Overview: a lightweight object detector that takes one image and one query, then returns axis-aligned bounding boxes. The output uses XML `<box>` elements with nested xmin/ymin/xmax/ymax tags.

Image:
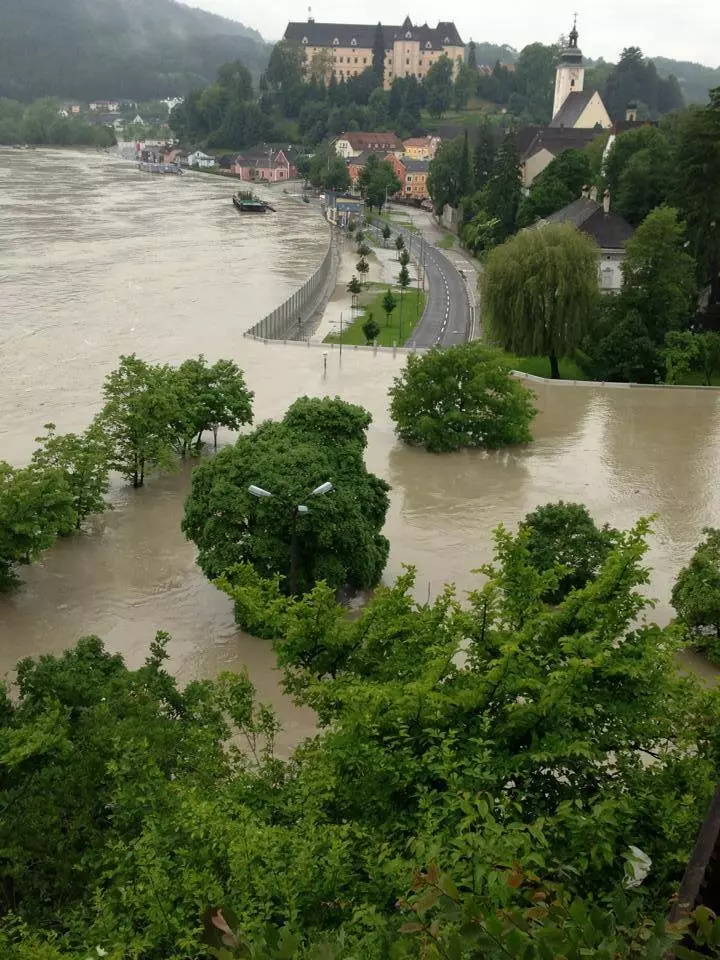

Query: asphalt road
<box><xmin>389</xmin><ymin>225</ymin><xmax>472</xmax><ymax>348</ymax></box>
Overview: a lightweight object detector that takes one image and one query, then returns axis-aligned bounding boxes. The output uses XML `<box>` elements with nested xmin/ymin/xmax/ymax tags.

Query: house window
<box><xmin>302</xmin><ymin>37</ymin><xmax>308</xmax><ymax>44</ymax></box>
<box><xmin>601</xmin><ymin>266</ymin><xmax>613</xmax><ymax>289</ymax></box>
<box><xmin>350</xmin><ymin>38</ymin><xmax>357</xmax><ymax>46</ymax></box>
<box><xmin>425</xmin><ymin>41</ymin><xmax>432</xmax><ymax>49</ymax></box>
<box><xmin>332</xmin><ymin>38</ymin><xmax>339</xmax><ymax>45</ymax></box>
<box><xmin>405</xmin><ymin>30</ymin><xmax>412</xmax><ymax>38</ymax></box>
<box><xmin>354</xmin><ymin>57</ymin><xmax>358</xmax><ymax>63</ymax></box>
<box><xmin>363</xmin><ymin>57</ymin><xmax>367</xmax><ymax>64</ymax></box>
<box><xmin>406</xmin><ymin>58</ymin><xmax>410</xmax><ymax>65</ymax></box>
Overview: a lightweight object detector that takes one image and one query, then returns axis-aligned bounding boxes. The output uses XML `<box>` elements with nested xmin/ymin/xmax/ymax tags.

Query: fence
<box><xmin>244</xmin><ymin>235</ymin><xmax>336</xmax><ymax>341</ymax></box>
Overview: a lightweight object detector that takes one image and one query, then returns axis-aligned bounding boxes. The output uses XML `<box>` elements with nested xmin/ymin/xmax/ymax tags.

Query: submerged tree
<box><xmin>389</xmin><ymin>342</ymin><xmax>536</xmax><ymax>452</ymax></box>
<box><xmin>182</xmin><ymin>396</ymin><xmax>390</xmax><ymax>596</ymax></box>
<box><xmin>30</xmin><ymin>422</ymin><xmax>111</xmax><ymax>531</ymax></box>
<box><xmin>482</xmin><ymin>222</ymin><xmax>599</xmax><ymax>378</ymax></box>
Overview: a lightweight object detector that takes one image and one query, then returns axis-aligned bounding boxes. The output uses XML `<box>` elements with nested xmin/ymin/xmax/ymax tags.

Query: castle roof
<box><xmin>283</xmin><ymin>19</ymin><xmax>463</xmax><ymax>51</ymax></box>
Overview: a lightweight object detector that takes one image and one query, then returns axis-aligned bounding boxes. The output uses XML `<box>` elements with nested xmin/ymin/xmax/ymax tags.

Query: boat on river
<box><xmin>232</xmin><ymin>191</ymin><xmax>275</xmax><ymax>213</ymax></box>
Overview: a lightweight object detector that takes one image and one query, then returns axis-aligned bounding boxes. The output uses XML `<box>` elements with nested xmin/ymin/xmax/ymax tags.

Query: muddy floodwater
<box><xmin>2</xmin><ymin>149</ymin><xmax>720</xmax><ymax>749</ymax></box>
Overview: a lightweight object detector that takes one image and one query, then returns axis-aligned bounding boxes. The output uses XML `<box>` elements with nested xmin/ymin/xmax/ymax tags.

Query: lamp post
<box><xmin>248</xmin><ymin>481</ymin><xmax>334</xmax><ymax>595</ymax></box>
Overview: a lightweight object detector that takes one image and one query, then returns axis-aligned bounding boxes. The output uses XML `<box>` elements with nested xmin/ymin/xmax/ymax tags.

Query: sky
<box><xmin>179</xmin><ymin>0</ymin><xmax>720</xmax><ymax>67</ymax></box>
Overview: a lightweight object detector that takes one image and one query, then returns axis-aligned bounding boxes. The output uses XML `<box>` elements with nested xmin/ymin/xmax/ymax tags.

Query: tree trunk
<box><xmin>549</xmin><ymin>351</ymin><xmax>560</xmax><ymax>380</ymax></box>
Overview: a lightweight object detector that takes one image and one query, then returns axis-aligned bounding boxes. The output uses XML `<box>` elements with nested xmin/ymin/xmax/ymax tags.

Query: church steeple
<box><xmin>552</xmin><ymin>16</ymin><xmax>585</xmax><ymax>120</ymax></box>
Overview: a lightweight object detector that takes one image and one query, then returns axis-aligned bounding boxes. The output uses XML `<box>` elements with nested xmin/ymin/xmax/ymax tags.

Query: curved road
<box><xmin>375</xmin><ymin>218</ymin><xmax>472</xmax><ymax>348</ymax></box>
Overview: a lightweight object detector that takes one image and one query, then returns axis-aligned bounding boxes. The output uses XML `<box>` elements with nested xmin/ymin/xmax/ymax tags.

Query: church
<box><xmin>521</xmin><ymin>21</ymin><xmax>612</xmax><ymax>187</ymax></box>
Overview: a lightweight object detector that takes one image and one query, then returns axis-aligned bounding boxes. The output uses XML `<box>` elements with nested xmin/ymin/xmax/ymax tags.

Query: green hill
<box><xmin>0</xmin><ymin>0</ymin><xmax>270</xmax><ymax>101</ymax></box>
<box><xmin>652</xmin><ymin>56</ymin><xmax>720</xmax><ymax>105</ymax></box>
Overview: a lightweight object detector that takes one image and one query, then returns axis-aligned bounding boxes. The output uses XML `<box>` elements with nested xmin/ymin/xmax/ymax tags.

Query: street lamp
<box><xmin>248</xmin><ymin>480</ymin><xmax>334</xmax><ymax>595</ymax></box>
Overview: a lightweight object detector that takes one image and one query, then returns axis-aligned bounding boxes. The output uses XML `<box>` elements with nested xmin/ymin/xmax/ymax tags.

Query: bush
<box><xmin>672</xmin><ymin>528</ymin><xmax>720</xmax><ymax>660</ymax></box>
<box><xmin>388</xmin><ymin>343</ymin><xmax>536</xmax><ymax>453</ymax></box>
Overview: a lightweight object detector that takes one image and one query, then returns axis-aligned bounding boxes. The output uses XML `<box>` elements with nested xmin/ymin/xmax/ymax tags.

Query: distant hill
<box><xmin>0</xmin><ymin>0</ymin><xmax>270</xmax><ymax>102</ymax></box>
<box><xmin>469</xmin><ymin>36</ymin><xmax>718</xmax><ymax>105</ymax></box>
<box><xmin>652</xmin><ymin>57</ymin><xmax>720</xmax><ymax>105</ymax></box>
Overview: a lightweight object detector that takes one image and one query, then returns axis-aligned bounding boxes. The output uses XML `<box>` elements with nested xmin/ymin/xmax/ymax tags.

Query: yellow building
<box><xmin>283</xmin><ymin>17</ymin><xmax>464</xmax><ymax>90</ymax></box>
<box><xmin>402</xmin><ymin>136</ymin><xmax>440</xmax><ymax>160</ymax></box>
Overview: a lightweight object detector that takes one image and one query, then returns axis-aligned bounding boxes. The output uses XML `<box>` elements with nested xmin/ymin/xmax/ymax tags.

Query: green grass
<box><xmin>501</xmin><ymin>353</ymin><xmax>589</xmax><ymax>381</ymax></box>
<box><xmin>438</xmin><ymin>233</ymin><xmax>455</xmax><ymax>250</ymax></box>
<box><xmin>324</xmin><ymin>287</ymin><xmax>426</xmax><ymax>347</ymax></box>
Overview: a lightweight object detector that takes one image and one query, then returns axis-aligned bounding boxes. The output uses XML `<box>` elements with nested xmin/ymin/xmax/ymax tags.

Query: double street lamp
<box><xmin>248</xmin><ymin>481</ymin><xmax>334</xmax><ymax>595</ymax></box>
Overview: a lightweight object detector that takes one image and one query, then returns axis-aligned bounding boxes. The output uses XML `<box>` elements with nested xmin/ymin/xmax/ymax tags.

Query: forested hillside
<box><xmin>653</xmin><ymin>56</ymin><xmax>720</xmax><ymax>105</ymax></box>
<box><xmin>0</xmin><ymin>0</ymin><xmax>270</xmax><ymax>101</ymax></box>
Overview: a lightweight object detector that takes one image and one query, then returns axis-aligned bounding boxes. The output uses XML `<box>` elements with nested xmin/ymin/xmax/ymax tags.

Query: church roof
<box><xmin>538</xmin><ymin>197</ymin><xmax>634</xmax><ymax>250</ymax></box>
<box><xmin>550</xmin><ymin>90</ymin><xmax>596</xmax><ymax>128</ymax></box>
<box><xmin>283</xmin><ymin>19</ymin><xmax>463</xmax><ymax>50</ymax></box>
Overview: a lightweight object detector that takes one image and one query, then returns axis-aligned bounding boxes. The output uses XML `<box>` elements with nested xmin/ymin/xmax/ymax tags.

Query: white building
<box><xmin>187</xmin><ymin>151</ymin><xmax>217</xmax><ymax>169</ymax></box>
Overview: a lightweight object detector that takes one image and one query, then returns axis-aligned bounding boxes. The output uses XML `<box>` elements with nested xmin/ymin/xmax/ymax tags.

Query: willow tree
<box><xmin>481</xmin><ymin>222</ymin><xmax>599</xmax><ymax>378</ymax></box>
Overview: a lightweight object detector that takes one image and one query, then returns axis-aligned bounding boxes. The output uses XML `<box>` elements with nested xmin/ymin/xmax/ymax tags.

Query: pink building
<box><xmin>231</xmin><ymin>149</ymin><xmax>296</xmax><ymax>182</ymax></box>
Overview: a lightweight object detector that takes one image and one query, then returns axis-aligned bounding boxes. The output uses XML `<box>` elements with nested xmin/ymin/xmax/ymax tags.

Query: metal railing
<box><xmin>244</xmin><ymin>237</ymin><xmax>336</xmax><ymax>341</ymax></box>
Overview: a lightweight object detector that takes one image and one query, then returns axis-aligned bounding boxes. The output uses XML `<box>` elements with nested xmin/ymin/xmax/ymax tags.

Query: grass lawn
<box><xmin>438</xmin><ymin>233</ymin><xmax>455</xmax><ymax>250</ymax></box>
<box><xmin>325</xmin><ymin>287</ymin><xmax>426</xmax><ymax>347</ymax></box>
<box><xmin>501</xmin><ymin>353</ymin><xmax>589</xmax><ymax>380</ymax></box>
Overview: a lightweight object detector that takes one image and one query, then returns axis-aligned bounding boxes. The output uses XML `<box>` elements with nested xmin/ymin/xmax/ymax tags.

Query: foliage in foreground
<box><xmin>182</xmin><ymin>396</ymin><xmax>390</xmax><ymax>597</ymax></box>
<box><xmin>1</xmin><ymin>517</ymin><xmax>718</xmax><ymax>957</ymax></box>
<box><xmin>672</xmin><ymin>527</ymin><xmax>720</xmax><ymax>661</ymax></box>
<box><xmin>389</xmin><ymin>343</ymin><xmax>536</xmax><ymax>452</ymax></box>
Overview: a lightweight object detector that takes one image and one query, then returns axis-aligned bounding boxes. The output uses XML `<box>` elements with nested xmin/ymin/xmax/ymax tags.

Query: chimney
<box><xmin>581</xmin><ymin>184</ymin><xmax>590</xmax><ymax>199</ymax></box>
<box><xmin>589</xmin><ymin>185</ymin><xmax>598</xmax><ymax>202</ymax></box>
<box><xmin>603</xmin><ymin>189</ymin><xmax>610</xmax><ymax>214</ymax></box>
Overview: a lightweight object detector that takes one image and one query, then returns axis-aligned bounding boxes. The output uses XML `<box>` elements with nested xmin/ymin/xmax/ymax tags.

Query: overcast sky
<box><xmin>180</xmin><ymin>0</ymin><xmax>719</xmax><ymax>67</ymax></box>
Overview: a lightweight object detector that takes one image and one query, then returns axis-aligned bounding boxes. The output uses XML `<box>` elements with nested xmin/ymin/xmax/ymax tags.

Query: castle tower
<box><xmin>552</xmin><ymin>17</ymin><xmax>584</xmax><ymax>120</ymax></box>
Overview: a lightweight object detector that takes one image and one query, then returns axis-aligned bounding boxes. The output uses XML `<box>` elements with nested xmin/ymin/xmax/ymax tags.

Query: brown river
<box><xmin>1</xmin><ymin>149</ymin><xmax>719</xmax><ymax>749</ymax></box>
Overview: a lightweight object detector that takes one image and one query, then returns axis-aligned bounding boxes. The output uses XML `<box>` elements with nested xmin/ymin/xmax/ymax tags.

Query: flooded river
<box><xmin>2</xmin><ymin>149</ymin><xmax>720</xmax><ymax>748</ymax></box>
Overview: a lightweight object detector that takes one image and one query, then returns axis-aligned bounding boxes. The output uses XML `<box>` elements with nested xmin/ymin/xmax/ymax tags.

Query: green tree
<box><xmin>170</xmin><ymin>356</ymin><xmax>254</xmax><ymax>456</ymax></box>
<box><xmin>346</xmin><ymin>274</ymin><xmax>362</xmax><ymax>312</ymax></box>
<box><xmin>216</xmin><ymin>60</ymin><xmax>253</xmax><ymax>102</ymax></box>
<box><xmin>357</xmin><ymin>154</ymin><xmax>400</xmax><ymax>211</ymax></box>
<box><xmin>604</xmin><ymin>125</ymin><xmax>673</xmax><ymax>226</ymax></box>
<box><xmin>696</xmin><ymin>331</ymin><xmax>720</xmax><ymax>384</ymax></box>
<box><xmin>0</xmin><ymin>461</ymin><xmax>74</xmax><ymax>590</ymax></box>
<box><xmin>520</xmin><ymin>501</ymin><xmax>619</xmax><ymax>604</ymax></box>
<box><xmin>99</xmin><ymin>354</ymin><xmax>178</xmax><ymax>488</ymax></box>
<box><xmin>182</xmin><ymin>397</ymin><xmax>390</xmax><ymax>596</ymax></box>
<box><xmin>467</xmin><ymin>40</ymin><xmax>478</xmax><ymax>70</ymax></box>
<box><xmin>428</xmin><ymin>135</ymin><xmax>464</xmax><ymax>213</ymax></box>
<box><xmin>482</xmin><ymin>223</ymin><xmax>600</xmax><ymax>378</ymax></box>
<box><xmin>674</xmin><ymin>88</ymin><xmax>720</xmax><ymax>307</ymax></box>
<box><xmin>453</xmin><ymin>62</ymin><xmax>477</xmax><ymax>110</ymax></box>
<box><xmin>396</xmin><ymin>263</ymin><xmax>411</xmax><ymax>340</ymax></box>
<box><xmin>371</xmin><ymin>22</ymin><xmax>386</xmax><ymax>84</ymax></box>
<box><xmin>357</xmin><ymin>241</ymin><xmax>371</xmax><ymax>258</ymax></box>
<box><xmin>362</xmin><ymin>313</ymin><xmax>380</xmax><ymax>344</ymax></box>
<box><xmin>381</xmin><ymin>223</ymin><xmax>391</xmax><ymax>246</ymax></box>
<box><xmin>382</xmin><ymin>288</ymin><xmax>397</xmax><ymax>325</ymax></box>
<box><xmin>473</xmin><ymin>117</ymin><xmax>497</xmax><ymax>190</ymax></box>
<box><xmin>620</xmin><ymin>205</ymin><xmax>697</xmax><ymax>342</ymax></box>
<box><xmin>398</xmin><ymin>248</ymin><xmax>410</xmax><ymax>268</ymax></box>
<box><xmin>394</xmin><ymin>233</ymin><xmax>405</xmax><ymax>256</ymax></box>
<box><xmin>585</xmin><ymin>305</ymin><xmax>661</xmax><ymax>383</ymax></box>
<box><xmin>423</xmin><ymin>55</ymin><xmax>454</xmax><ymax>117</ymax></box>
<box><xmin>309</xmin><ymin>141</ymin><xmax>351</xmax><ymax>192</ymax></box>
<box><xmin>30</xmin><ymin>422</ymin><xmax>111</xmax><ymax>531</ymax></box>
<box><xmin>516</xmin><ymin>149</ymin><xmax>593</xmax><ymax>227</ymax></box>
<box><xmin>484</xmin><ymin>132</ymin><xmax>522</xmax><ymax>238</ymax></box>
<box><xmin>458</xmin><ymin>129</ymin><xmax>474</xmax><ymax>198</ymax></box>
<box><xmin>672</xmin><ymin>528</ymin><xmax>720</xmax><ymax>658</ymax></box>
<box><xmin>356</xmin><ymin>256</ymin><xmax>370</xmax><ymax>284</ymax></box>
<box><xmin>389</xmin><ymin>343</ymin><xmax>536</xmax><ymax>452</ymax></box>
